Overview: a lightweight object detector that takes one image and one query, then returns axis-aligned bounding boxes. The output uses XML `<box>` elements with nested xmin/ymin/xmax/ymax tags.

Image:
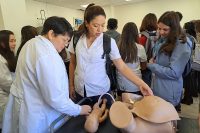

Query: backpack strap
<box><xmin>73</xmin><ymin>31</ymin><xmax>81</xmax><ymax>53</ymax></box>
<box><xmin>102</xmin><ymin>34</ymin><xmax>111</xmax><ymax>59</ymax></box>
<box><xmin>140</xmin><ymin>31</ymin><xmax>153</xmax><ymax>61</ymax></box>
<box><xmin>140</xmin><ymin>31</ymin><xmax>150</xmax><ymax>38</ymax></box>
<box><xmin>102</xmin><ymin>33</ymin><xmax>118</xmax><ymax>94</ymax></box>
<box><xmin>140</xmin><ymin>31</ymin><xmax>151</xmax><ymax>51</ymax></box>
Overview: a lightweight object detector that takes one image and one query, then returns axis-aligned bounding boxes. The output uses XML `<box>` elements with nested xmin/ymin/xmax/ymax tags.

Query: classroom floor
<box><xmin>178</xmin><ymin>95</ymin><xmax>200</xmax><ymax>133</ymax></box>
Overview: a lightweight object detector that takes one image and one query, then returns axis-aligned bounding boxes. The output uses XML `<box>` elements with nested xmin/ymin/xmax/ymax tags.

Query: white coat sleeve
<box><xmin>36</xmin><ymin>53</ymin><xmax>81</xmax><ymax>116</ymax></box>
<box><xmin>0</xmin><ymin>61</ymin><xmax>13</xmax><ymax>93</ymax></box>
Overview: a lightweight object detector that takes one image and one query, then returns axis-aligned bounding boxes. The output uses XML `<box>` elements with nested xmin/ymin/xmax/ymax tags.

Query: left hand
<box><xmin>140</xmin><ymin>86</ymin><xmax>153</xmax><ymax>96</ymax></box>
<box><xmin>149</xmin><ymin>58</ymin><xmax>155</xmax><ymax>64</ymax></box>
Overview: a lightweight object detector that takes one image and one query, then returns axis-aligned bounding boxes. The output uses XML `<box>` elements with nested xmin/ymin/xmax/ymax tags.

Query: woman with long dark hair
<box><xmin>0</xmin><ymin>30</ymin><xmax>16</xmax><ymax>129</ymax></box>
<box><xmin>139</xmin><ymin>13</ymin><xmax>158</xmax><ymax>87</ymax></box>
<box><xmin>16</xmin><ymin>25</ymin><xmax>38</xmax><ymax>59</ymax></box>
<box><xmin>147</xmin><ymin>11</ymin><xmax>191</xmax><ymax>111</ymax></box>
<box><xmin>117</xmin><ymin>22</ymin><xmax>147</xmax><ymax>98</ymax></box>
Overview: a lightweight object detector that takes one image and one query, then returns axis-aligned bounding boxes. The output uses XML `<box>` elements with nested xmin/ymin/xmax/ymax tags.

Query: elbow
<box><xmin>168</xmin><ymin>70</ymin><xmax>181</xmax><ymax>80</ymax></box>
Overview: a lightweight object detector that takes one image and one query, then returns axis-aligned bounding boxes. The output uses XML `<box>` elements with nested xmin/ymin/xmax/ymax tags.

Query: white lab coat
<box><xmin>0</xmin><ymin>55</ymin><xmax>14</xmax><ymax>128</ymax></box>
<box><xmin>2</xmin><ymin>36</ymin><xmax>81</xmax><ymax>133</ymax></box>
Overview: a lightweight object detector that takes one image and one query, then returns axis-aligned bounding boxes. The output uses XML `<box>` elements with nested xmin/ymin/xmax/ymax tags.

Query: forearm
<box><xmin>69</xmin><ymin>62</ymin><xmax>75</xmax><ymax>89</ymax></box>
<box><xmin>69</xmin><ymin>53</ymin><xmax>76</xmax><ymax>89</ymax></box>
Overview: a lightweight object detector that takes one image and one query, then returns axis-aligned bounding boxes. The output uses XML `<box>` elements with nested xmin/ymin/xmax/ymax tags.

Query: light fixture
<box><xmin>125</xmin><ymin>0</ymin><xmax>132</xmax><ymax>1</ymax></box>
<box><xmin>81</xmin><ymin>4</ymin><xmax>88</xmax><ymax>8</ymax></box>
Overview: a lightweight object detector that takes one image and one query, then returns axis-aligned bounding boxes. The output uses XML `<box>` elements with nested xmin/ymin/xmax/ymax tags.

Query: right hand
<box><xmin>69</xmin><ymin>87</ymin><xmax>76</xmax><ymax>100</ymax></box>
<box><xmin>140</xmin><ymin>85</ymin><xmax>153</xmax><ymax>96</ymax></box>
<box><xmin>80</xmin><ymin>105</ymin><xmax>92</xmax><ymax>115</ymax></box>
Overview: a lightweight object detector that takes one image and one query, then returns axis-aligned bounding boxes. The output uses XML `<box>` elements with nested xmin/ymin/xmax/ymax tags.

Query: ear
<box><xmin>46</xmin><ymin>30</ymin><xmax>54</xmax><ymax>41</ymax></box>
<box><xmin>85</xmin><ymin>21</ymin><xmax>89</xmax><ymax>28</ymax></box>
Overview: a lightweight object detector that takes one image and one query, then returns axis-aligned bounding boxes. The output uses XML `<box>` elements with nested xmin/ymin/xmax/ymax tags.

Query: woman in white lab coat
<box><xmin>0</xmin><ymin>30</ymin><xmax>16</xmax><ymax>129</ymax></box>
<box><xmin>2</xmin><ymin>16</ymin><xmax>91</xmax><ymax>133</ymax></box>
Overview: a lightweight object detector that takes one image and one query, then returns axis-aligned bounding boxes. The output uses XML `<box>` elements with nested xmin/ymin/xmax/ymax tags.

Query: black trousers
<box><xmin>73</xmin><ymin>87</ymin><xmax>113</xmax><ymax>108</ymax></box>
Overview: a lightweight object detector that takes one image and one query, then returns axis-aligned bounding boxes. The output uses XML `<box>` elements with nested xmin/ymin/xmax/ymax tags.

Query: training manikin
<box><xmin>109</xmin><ymin>94</ymin><xmax>180</xmax><ymax>133</ymax></box>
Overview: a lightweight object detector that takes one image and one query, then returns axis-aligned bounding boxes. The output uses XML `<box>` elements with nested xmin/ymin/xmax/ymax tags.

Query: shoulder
<box><xmin>0</xmin><ymin>55</ymin><xmax>7</xmax><ymax>64</ymax></box>
<box><xmin>136</xmin><ymin>43</ymin><xmax>146</xmax><ymax>55</ymax></box>
<box><xmin>174</xmin><ymin>39</ymin><xmax>191</xmax><ymax>56</ymax></box>
<box><xmin>31</xmin><ymin>36</ymin><xmax>58</xmax><ymax>59</ymax></box>
<box><xmin>0</xmin><ymin>55</ymin><xmax>10</xmax><ymax>73</ymax></box>
<box><xmin>139</xmin><ymin>36</ymin><xmax>147</xmax><ymax>45</ymax></box>
<box><xmin>140</xmin><ymin>31</ymin><xmax>149</xmax><ymax>37</ymax></box>
<box><xmin>136</xmin><ymin>43</ymin><xmax>144</xmax><ymax>49</ymax></box>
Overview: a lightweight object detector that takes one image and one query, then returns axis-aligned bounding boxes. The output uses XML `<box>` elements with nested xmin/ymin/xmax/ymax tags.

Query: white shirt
<box><xmin>0</xmin><ymin>55</ymin><xmax>14</xmax><ymax>125</ymax></box>
<box><xmin>7</xmin><ymin>35</ymin><xmax>81</xmax><ymax>133</ymax></box>
<box><xmin>117</xmin><ymin>44</ymin><xmax>147</xmax><ymax>92</ymax></box>
<box><xmin>68</xmin><ymin>33</ymin><xmax>121</xmax><ymax>97</ymax></box>
<box><xmin>0</xmin><ymin>55</ymin><xmax>13</xmax><ymax>95</ymax></box>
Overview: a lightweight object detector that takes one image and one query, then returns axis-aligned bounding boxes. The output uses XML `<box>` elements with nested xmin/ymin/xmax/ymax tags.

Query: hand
<box><xmin>149</xmin><ymin>58</ymin><xmax>155</xmax><ymax>64</ymax></box>
<box><xmin>69</xmin><ymin>87</ymin><xmax>76</xmax><ymax>100</ymax></box>
<box><xmin>140</xmin><ymin>86</ymin><xmax>153</xmax><ymax>96</ymax></box>
<box><xmin>80</xmin><ymin>105</ymin><xmax>92</xmax><ymax>115</ymax></box>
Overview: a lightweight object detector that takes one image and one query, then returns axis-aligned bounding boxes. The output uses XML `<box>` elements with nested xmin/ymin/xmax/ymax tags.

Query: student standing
<box><xmin>2</xmin><ymin>16</ymin><xmax>91</xmax><ymax>133</ymax></box>
<box><xmin>68</xmin><ymin>4</ymin><xmax>153</xmax><ymax>104</ymax></box>
<box><xmin>0</xmin><ymin>30</ymin><xmax>16</xmax><ymax>129</ymax></box>
<box><xmin>117</xmin><ymin>22</ymin><xmax>147</xmax><ymax>97</ymax></box>
<box><xmin>139</xmin><ymin>13</ymin><xmax>158</xmax><ymax>87</ymax></box>
<box><xmin>105</xmin><ymin>18</ymin><xmax>121</xmax><ymax>43</ymax></box>
<box><xmin>147</xmin><ymin>11</ymin><xmax>191</xmax><ymax>110</ymax></box>
<box><xmin>16</xmin><ymin>25</ymin><xmax>38</xmax><ymax>60</ymax></box>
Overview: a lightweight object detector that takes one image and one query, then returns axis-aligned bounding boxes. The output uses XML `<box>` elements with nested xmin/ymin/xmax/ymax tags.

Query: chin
<box><xmin>11</xmin><ymin>49</ymin><xmax>15</xmax><ymax>52</ymax></box>
<box><xmin>95</xmin><ymin>34</ymin><xmax>101</xmax><ymax>37</ymax></box>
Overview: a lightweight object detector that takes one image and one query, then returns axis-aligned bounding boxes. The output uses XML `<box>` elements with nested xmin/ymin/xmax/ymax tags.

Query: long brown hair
<box><xmin>195</xmin><ymin>20</ymin><xmax>200</xmax><ymax>33</ymax></box>
<box><xmin>17</xmin><ymin>25</ymin><xmax>38</xmax><ymax>58</ymax></box>
<box><xmin>0</xmin><ymin>30</ymin><xmax>17</xmax><ymax>72</ymax></box>
<box><xmin>158</xmin><ymin>11</ymin><xmax>186</xmax><ymax>55</ymax></box>
<box><xmin>118</xmin><ymin>22</ymin><xmax>139</xmax><ymax>63</ymax></box>
<box><xmin>140</xmin><ymin>13</ymin><xmax>157</xmax><ymax>32</ymax></box>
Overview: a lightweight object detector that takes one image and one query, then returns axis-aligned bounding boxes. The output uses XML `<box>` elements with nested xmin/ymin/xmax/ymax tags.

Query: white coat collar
<box><xmin>36</xmin><ymin>35</ymin><xmax>57</xmax><ymax>53</ymax></box>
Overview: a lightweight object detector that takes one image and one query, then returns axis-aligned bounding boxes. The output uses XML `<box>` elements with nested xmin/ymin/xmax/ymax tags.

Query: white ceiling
<box><xmin>34</xmin><ymin>0</ymin><xmax>150</xmax><ymax>10</ymax></box>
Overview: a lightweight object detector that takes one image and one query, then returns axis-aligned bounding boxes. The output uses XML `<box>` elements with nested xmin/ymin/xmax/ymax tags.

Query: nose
<box><xmin>97</xmin><ymin>27</ymin><xmax>100</xmax><ymax>32</ymax></box>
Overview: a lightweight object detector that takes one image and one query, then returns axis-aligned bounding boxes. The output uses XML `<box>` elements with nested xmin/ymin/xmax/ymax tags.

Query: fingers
<box><xmin>86</xmin><ymin>106</ymin><xmax>92</xmax><ymax>115</ymax></box>
<box><xmin>140</xmin><ymin>86</ymin><xmax>153</xmax><ymax>96</ymax></box>
<box><xmin>88</xmin><ymin>107</ymin><xmax>92</xmax><ymax>114</ymax></box>
<box><xmin>81</xmin><ymin>105</ymin><xmax>92</xmax><ymax>115</ymax></box>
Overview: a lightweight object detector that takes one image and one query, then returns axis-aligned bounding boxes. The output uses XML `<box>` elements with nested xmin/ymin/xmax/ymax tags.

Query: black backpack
<box><xmin>182</xmin><ymin>35</ymin><xmax>195</xmax><ymax>77</ymax></box>
<box><xmin>73</xmin><ymin>32</ymin><xmax>118</xmax><ymax>95</ymax></box>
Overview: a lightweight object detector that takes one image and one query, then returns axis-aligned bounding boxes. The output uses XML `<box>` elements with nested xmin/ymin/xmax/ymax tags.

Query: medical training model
<box><xmin>84</xmin><ymin>99</ymin><xmax>109</xmax><ymax>133</ymax></box>
<box><xmin>109</xmin><ymin>95</ymin><xmax>180</xmax><ymax>133</ymax></box>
